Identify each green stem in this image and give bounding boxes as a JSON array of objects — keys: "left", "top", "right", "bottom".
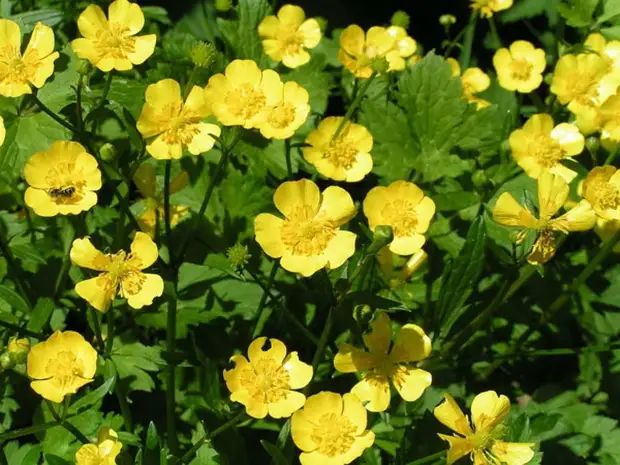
[
  {"left": 459, "top": 11, "right": 477, "bottom": 69},
  {"left": 184, "top": 66, "right": 200, "bottom": 99},
  {"left": 90, "top": 306, "right": 105, "bottom": 351},
  {"left": 0, "top": 420, "right": 60, "bottom": 442},
  {"left": 166, "top": 278, "right": 179, "bottom": 454},
  {"left": 31, "top": 95, "right": 80, "bottom": 134},
  {"left": 104, "top": 309, "right": 115, "bottom": 357},
  {"left": 605, "top": 146, "right": 619, "bottom": 165},
  {"left": 164, "top": 160, "right": 174, "bottom": 263},
  {"left": 284, "top": 138, "right": 293, "bottom": 180},
  {"left": 75, "top": 74, "right": 84, "bottom": 133},
  {"left": 488, "top": 17, "right": 503, "bottom": 47},
  {"left": 180, "top": 412, "right": 247, "bottom": 464},
  {"left": 0, "top": 319, "right": 42, "bottom": 340},
  {"left": 97, "top": 72, "right": 114, "bottom": 109},
  {"left": 47, "top": 400, "right": 90, "bottom": 444},
  {"left": 443, "top": 26, "right": 468, "bottom": 58},
  {"left": 53, "top": 221, "right": 76, "bottom": 300},
  {"left": 109, "top": 359, "right": 133, "bottom": 432},
  {"left": 0, "top": 228, "right": 33, "bottom": 310},
  {"left": 333, "top": 72, "right": 377, "bottom": 139},
  {"left": 304, "top": 307, "right": 334, "bottom": 395},
  {"left": 251, "top": 261, "right": 280, "bottom": 339},
  {"left": 406, "top": 450, "right": 445, "bottom": 465}
]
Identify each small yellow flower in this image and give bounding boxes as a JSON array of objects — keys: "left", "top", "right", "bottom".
[
  {"left": 27, "top": 331, "right": 97, "bottom": 403},
  {"left": 585, "top": 33, "right": 620, "bottom": 82},
  {"left": 259, "top": 81, "right": 310, "bottom": 139},
  {"left": 447, "top": 58, "right": 491, "bottom": 109},
  {"left": 137, "top": 79, "right": 220, "bottom": 159},
  {"left": 75, "top": 427, "right": 122, "bottom": 465},
  {"left": 291, "top": 391, "right": 375, "bottom": 465},
  {"left": 509, "top": 113, "right": 584, "bottom": 182},
  {"left": 0, "top": 20, "right": 59, "bottom": 97},
  {"left": 582, "top": 166, "right": 620, "bottom": 220},
  {"left": 71, "top": 0, "right": 156, "bottom": 72},
  {"left": 493, "top": 40, "right": 546, "bottom": 93},
  {"left": 334, "top": 312, "right": 432, "bottom": 412},
  {"left": 470, "top": 0, "right": 513, "bottom": 17},
  {"left": 492, "top": 171, "right": 596, "bottom": 265},
  {"left": 302, "top": 117, "right": 373, "bottom": 182},
  {"left": 434, "top": 391, "right": 535, "bottom": 465},
  {"left": 24, "top": 141, "right": 102, "bottom": 217},
  {"left": 224, "top": 337, "right": 312, "bottom": 419},
  {"left": 386, "top": 25, "right": 417, "bottom": 64},
  {"left": 594, "top": 218, "right": 620, "bottom": 253},
  {"left": 363, "top": 180, "right": 436, "bottom": 256},
  {"left": 254, "top": 179, "right": 357, "bottom": 277},
  {"left": 70, "top": 232, "right": 164, "bottom": 312},
  {"left": 132, "top": 163, "right": 189, "bottom": 238},
  {"left": 258, "top": 4, "right": 322, "bottom": 68},
  {"left": 0, "top": 116, "right": 5, "bottom": 146}
]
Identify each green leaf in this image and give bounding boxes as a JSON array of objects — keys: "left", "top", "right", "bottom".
[
  {"left": 557, "top": 0, "right": 600, "bottom": 27},
  {"left": 110, "top": 336, "right": 164, "bottom": 393},
  {"left": 601, "top": 25, "right": 620, "bottom": 39},
  {"left": 0, "top": 284, "right": 29, "bottom": 312},
  {"left": 260, "top": 440, "right": 288, "bottom": 465},
  {"left": 27, "top": 297, "right": 54, "bottom": 332},
  {"left": 10, "top": 8, "right": 62, "bottom": 30},
  {"left": 142, "top": 6, "right": 171, "bottom": 24},
  {"left": 37, "top": 45, "right": 79, "bottom": 113},
  {"left": 189, "top": 423, "right": 221, "bottom": 465},
  {"left": 68, "top": 374, "right": 116, "bottom": 414},
  {"left": 433, "top": 191, "right": 481, "bottom": 211},
  {"left": 283, "top": 56, "right": 334, "bottom": 115},
  {"left": 500, "top": 0, "right": 560, "bottom": 23},
  {"left": 146, "top": 422, "right": 159, "bottom": 450},
  {"left": 107, "top": 78, "right": 148, "bottom": 119},
  {"left": 598, "top": 0, "right": 620, "bottom": 23}
]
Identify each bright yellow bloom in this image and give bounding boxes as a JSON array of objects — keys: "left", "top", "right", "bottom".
[
  {"left": 509, "top": 113, "right": 584, "bottom": 182},
  {"left": 470, "top": 0, "right": 513, "bottom": 17},
  {"left": 493, "top": 41, "right": 545, "bottom": 93},
  {"left": 594, "top": 218, "right": 620, "bottom": 253},
  {"left": 254, "top": 179, "right": 357, "bottom": 277},
  {"left": 71, "top": 0, "right": 156, "bottom": 72},
  {"left": 258, "top": 4, "right": 321, "bottom": 68},
  {"left": 75, "top": 427, "right": 122, "bottom": 465},
  {"left": 447, "top": 58, "right": 491, "bottom": 109},
  {"left": 133, "top": 163, "right": 189, "bottom": 238},
  {"left": 302, "top": 117, "right": 373, "bottom": 182},
  {"left": 0, "top": 20, "right": 59, "bottom": 97},
  {"left": 363, "top": 180, "right": 436, "bottom": 256},
  {"left": 492, "top": 172, "right": 596, "bottom": 265},
  {"left": 291, "top": 391, "right": 375, "bottom": 465},
  {"left": 137, "top": 79, "right": 220, "bottom": 159},
  {"left": 24, "top": 141, "right": 102, "bottom": 217},
  {"left": 434, "top": 391, "right": 535, "bottom": 465},
  {"left": 70, "top": 232, "right": 164, "bottom": 312},
  {"left": 224, "top": 337, "right": 312, "bottom": 419},
  {"left": 585, "top": 33, "right": 620, "bottom": 86},
  {"left": 27, "top": 331, "right": 97, "bottom": 403},
  {"left": 259, "top": 81, "right": 310, "bottom": 139},
  {"left": 582, "top": 166, "right": 620, "bottom": 220},
  {"left": 0, "top": 116, "right": 5, "bottom": 146},
  {"left": 334, "top": 312, "right": 432, "bottom": 412}
]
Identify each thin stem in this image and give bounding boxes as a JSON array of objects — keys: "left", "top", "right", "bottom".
[
  {"left": 97, "top": 72, "right": 114, "bottom": 109},
  {"left": 184, "top": 66, "right": 200, "bottom": 99},
  {"left": 47, "top": 400, "right": 90, "bottom": 444},
  {"left": 251, "top": 261, "right": 280, "bottom": 339},
  {"left": 31, "top": 95, "right": 80, "bottom": 134},
  {"left": 333, "top": 72, "right": 377, "bottom": 139},
  {"left": 75, "top": 74, "right": 84, "bottom": 133},
  {"left": 0, "top": 420, "right": 60, "bottom": 442},
  {"left": 284, "top": 138, "right": 293, "bottom": 180},
  {"left": 164, "top": 160, "right": 174, "bottom": 263},
  {"left": 0, "top": 228, "right": 33, "bottom": 310},
  {"left": 0, "top": 319, "right": 42, "bottom": 340},
  {"left": 443, "top": 26, "right": 468, "bottom": 58},
  {"left": 90, "top": 306, "right": 105, "bottom": 351},
  {"left": 180, "top": 412, "right": 247, "bottom": 464},
  {"left": 166, "top": 278, "right": 179, "bottom": 454},
  {"left": 406, "top": 450, "right": 445, "bottom": 465},
  {"left": 53, "top": 222, "right": 76, "bottom": 300},
  {"left": 304, "top": 307, "right": 334, "bottom": 395},
  {"left": 104, "top": 309, "right": 115, "bottom": 357},
  {"left": 605, "top": 146, "right": 619, "bottom": 165},
  {"left": 459, "top": 11, "right": 477, "bottom": 69},
  {"left": 109, "top": 359, "right": 133, "bottom": 432},
  {"left": 488, "top": 17, "right": 503, "bottom": 47}
]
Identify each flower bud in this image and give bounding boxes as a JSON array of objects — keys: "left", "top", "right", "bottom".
[
  {"left": 215, "top": 0, "right": 233, "bottom": 12},
  {"left": 371, "top": 56, "right": 390, "bottom": 74},
  {"left": 391, "top": 10, "right": 410, "bottom": 29},
  {"left": 99, "top": 143, "right": 117, "bottom": 162},
  {"left": 7, "top": 337, "right": 30, "bottom": 364},
  {"left": 0, "top": 352, "right": 13, "bottom": 371},
  {"left": 399, "top": 249, "right": 428, "bottom": 280},
  {"left": 367, "top": 225, "right": 394, "bottom": 254},
  {"left": 227, "top": 243, "right": 251, "bottom": 270},
  {"left": 586, "top": 136, "right": 600, "bottom": 155},
  {"left": 76, "top": 59, "right": 92, "bottom": 76},
  {"left": 190, "top": 41, "right": 218, "bottom": 69},
  {"left": 439, "top": 14, "right": 457, "bottom": 27},
  {"left": 472, "top": 169, "right": 490, "bottom": 189}
]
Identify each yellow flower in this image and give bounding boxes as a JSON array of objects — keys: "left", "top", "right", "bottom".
[
  {"left": 363, "top": 180, "right": 436, "bottom": 256},
  {"left": 493, "top": 41, "right": 546, "bottom": 93},
  {"left": 224, "top": 337, "right": 312, "bottom": 419},
  {"left": 132, "top": 163, "right": 189, "bottom": 238},
  {"left": 137, "top": 79, "right": 220, "bottom": 159},
  {"left": 0, "top": 20, "right": 59, "bottom": 97},
  {"left": 258, "top": 4, "right": 322, "bottom": 68},
  {"left": 582, "top": 166, "right": 620, "bottom": 220},
  {"left": 508, "top": 113, "right": 584, "bottom": 182},
  {"left": 204, "top": 59, "right": 283, "bottom": 128},
  {"left": 434, "top": 391, "right": 535, "bottom": 465},
  {"left": 470, "top": 0, "right": 513, "bottom": 17},
  {"left": 334, "top": 312, "right": 432, "bottom": 412},
  {"left": 70, "top": 232, "right": 164, "bottom": 312},
  {"left": 0, "top": 116, "right": 5, "bottom": 146},
  {"left": 24, "top": 141, "right": 102, "bottom": 217},
  {"left": 447, "top": 58, "right": 491, "bottom": 109},
  {"left": 71, "top": 0, "right": 156, "bottom": 72},
  {"left": 492, "top": 171, "right": 596, "bottom": 265},
  {"left": 386, "top": 25, "right": 417, "bottom": 64},
  {"left": 594, "top": 218, "right": 620, "bottom": 253},
  {"left": 254, "top": 179, "right": 357, "bottom": 277},
  {"left": 291, "top": 391, "right": 375, "bottom": 465},
  {"left": 302, "top": 117, "right": 373, "bottom": 182},
  {"left": 75, "top": 427, "right": 122, "bottom": 465},
  {"left": 585, "top": 33, "right": 620, "bottom": 84},
  {"left": 27, "top": 331, "right": 97, "bottom": 403},
  {"left": 597, "top": 93, "right": 620, "bottom": 149},
  {"left": 259, "top": 81, "right": 310, "bottom": 139}
]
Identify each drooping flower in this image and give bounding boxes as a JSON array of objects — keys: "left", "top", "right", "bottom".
[
  {"left": 258, "top": 4, "right": 322, "bottom": 68},
  {"left": 255, "top": 179, "right": 357, "bottom": 277},
  {"left": 447, "top": 58, "right": 491, "bottom": 109},
  {"left": 0, "top": 116, "right": 5, "bottom": 146},
  {"left": 334, "top": 312, "right": 432, "bottom": 412},
  {"left": 434, "top": 391, "right": 536, "bottom": 465},
  {"left": 259, "top": 81, "right": 310, "bottom": 139},
  {"left": 70, "top": 232, "right": 164, "bottom": 312},
  {"left": 291, "top": 391, "right": 375, "bottom": 465},
  {"left": 492, "top": 171, "right": 596, "bottom": 265},
  {"left": 302, "top": 117, "right": 373, "bottom": 182},
  {"left": 363, "top": 181, "right": 436, "bottom": 256},
  {"left": 75, "top": 427, "right": 122, "bottom": 465},
  {"left": 493, "top": 40, "right": 546, "bottom": 93},
  {"left": 508, "top": 113, "right": 584, "bottom": 182},
  {"left": 582, "top": 166, "right": 620, "bottom": 220},
  {"left": 470, "top": 0, "right": 513, "bottom": 17},
  {"left": 223, "top": 337, "right": 312, "bottom": 419},
  {"left": 0, "top": 20, "right": 59, "bottom": 97},
  {"left": 27, "top": 331, "right": 97, "bottom": 403},
  {"left": 24, "top": 141, "right": 102, "bottom": 217},
  {"left": 71, "top": 0, "right": 156, "bottom": 72}
]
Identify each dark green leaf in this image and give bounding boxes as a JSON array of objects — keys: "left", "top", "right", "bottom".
[
  {"left": 26, "top": 297, "right": 54, "bottom": 332},
  {"left": 260, "top": 440, "right": 288, "bottom": 465}
]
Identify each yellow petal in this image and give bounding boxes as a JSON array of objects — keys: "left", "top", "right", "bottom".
[
  {"left": 127, "top": 34, "right": 156, "bottom": 65},
  {"left": 433, "top": 393, "right": 473, "bottom": 437},
  {"left": 350, "top": 375, "right": 391, "bottom": 412},
  {"left": 247, "top": 337, "right": 287, "bottom": 365},
  {"left": 363, "top": 312, "right": 392, "bottom": 355},
  {"left": 0, "top": 19, "right": 21, "bottom": 51},
  {"left": 492, "top": 192, "right": 538, "bottom": 229},
  {"left": 25, "top": 22, "right": 56, "bottom": 59},
  {"left": 24, "top": 188, "right": 59, "bottom": 217},
  {"left": 268, "top": 391, "right": 306, "bottom": 418},
  {"left": 549, "top": 200, "right": 596, "bottom": 232},
  {"left": 274, "top": 179, "right": 320, "bottom": 218},
  {"left": 281, "top": 47, "right": 310, "bottom": 69},
  {"left": 283, "top": 351, "right": 313, "bottom": 389},
  {"left": 75, "top": 444, "right": 99, "bottom": 464},
  {"left": 77, "top": 5, "right": 108, "bottom": 39},
  {"left": 278, "top": 4, "right": 305, "bottom": 26},
  {"left": 537, "top": 171, "right": 569, "bottom": 222},
  {"left": 183, "top": 85, "right": 209, "bottom": 118},
  {"left": 133, "top": 163, "right": 157, "bottom": 198},
  {"left": 31, "top": 379, "right": 67, "bottom": 403},
  {"left": 585, "top": 33, "right": 607, "bottom": 53},
  {"left": 340, "top": 25, "right": 365, "bottom": 57},
  {"left": 297, "top": 391, "right": 343, "bottom": 424},
  {"left": 345, "top": 151, "right": 373, "bottom": 183},
  {"left": 124, "top": 273, "right": 163, "bottom": 309},
  {"left": 323, "top": 230, "right": 356, "bottom": 270},
  {"left": 254, "top": 213, "right": 285, "bottom": 258},
  {"left": 447, "top": 58, "right": 461, "bottom": 77},
  {"left": 108, "top": 0, "right": 144, "bottom": 35},
  {"left": 462, "top": 68, "right": 491, "bottom": 94},
  {"left": 280, "top": 253, "right": 327, "bottom": 277},
  {"left": 258, "top": 15, "right": 280, "bottom": 39},
  {"left": 389, "top": 324, "right": 432, "bottom": 363},
  {"left": 226, "top": 59, "right": 263, "bottom": 87},
  {"left": 550, "top": 123, "right": 584, "bottom": 156},
  {"left": 392, "top": 366, "right": 432, "bottom": 402},
  {"left": 317, "top": 186, "right": 357, "bottom": 226},
  {"left": 363, "top": 186, "right": 389, "bottom": 229},
  {"left": 76, "top": 275, "right": 116, "bottom": 312},
  {"left": 490, "top": 441, "right": 536, "bottom": 465},
  {"left": 147, "top": 135, "right": 183, "bottom": 160},
  {"left": 389, "top": 234, "right": 426, "bottom": 256},
  {"left": 300, "top": 19, "right": 322, "bottom": 48},
  {"left": 187, "top": 123, "right": 220, "bottom": 155},
  {"left": 0, "top": 116, "right": 5, "bottom": 147},
  {"left": 438, "top": 434, "right": 474, "bottom": 465},
  {"left": 291, "top": 409, "right": 319, "bottom": 452},
  {"left": 334, "top": 343, "right": 376, "bottom": 373},
  {"left": 70, "top": 237, "right": 111, "bottom": 271},
  {"left": 471, "top": 390, "right": 511, "bottom": 433},
  {"left": 342, "top": 392, "right": 368, "bottom": 433},
  {"left": 413, "top": 196, "right": 436, "bottom": 233},
  {"left": 340, "top": 430, "right": 375, "bottom": 464},
  {"left": 129, "top": 231, "right": 159, "bottom": 269}
]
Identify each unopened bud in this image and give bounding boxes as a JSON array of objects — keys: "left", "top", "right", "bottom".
[
  {"left": 439, "top": 14, "right": 457, "bottom": 27},
  {"left": 76, "top": 59, "right": 92, "bottom": 76},
  {"left": 391, "top": 10, "right": 410, "bottom": 29},
  {"left": 472, "top": 169, "right": 490, "bottom": 189},
  {"left": 190, "top": 41, "right": 218, "bottom": 69},
  {"left": 400, "top": 249, "right": 428, "bottom": 280},
  {"left": 368, "top": 225, "right": 394, "bottom": 254},
  {"left": 315, "top": 16, "right": 328, "bottom": 32},
  {"left": 215, "top": 0, "right": 233, "bottom": 12},
  {"left": 586, "top": 136, "right": 600, "bottom": 155},
  {"left": 371, "top": 56, "right": 390, "bottom": 74},
  {"left": 7, "top": 337, "right": 29, "bottom": 364},
  {"left": 99, "top": 143, "right": 117, "bottom": 162},
  {"left": 227, "top": 243, "right": 251, "bottom": 270},
  {"left": 0, "top": 352, "right": 13, "bottom": 371}
]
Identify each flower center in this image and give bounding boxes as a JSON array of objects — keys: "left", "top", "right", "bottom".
[
  {"left": 42, "top": 162, "right": 89, "bottom": 205},
  {"left": 267, "top": 102, "right": 296, "bottom": 129},
  {"left": 511, "top": 58, "right": 533, "bottom": 81},
  {"left": 569, "top": 73, "right": 602, "bottom": 105},
  {"left": 532, "top": 135, "right": 564, "bottom": 167},
  {"left": 381, "top": 200, "right": 418, "bottom": 237},
  {"left": 311, "top": 413, "right": 358, "bottom": 457},
  {"left": 46, "top": 350, "right": 85, "bottom": 389},
  {"left": 0, "top": 45, "right": 34, "bottom": 85},
  {"left": 95, "top": 27, "right": 136, "bottom": 59},
  {"left": 324, "top": 136, "right": 359, "bottom": 169},
  {"left": 280, "top": 28, "right": 305, "bottom": 55},
  {"left": 225, "top": 83, "right": 267, "bottom": 121},
  {"left": 595, "top": 183, "right": 620, "bottom": 211},
  {"left": 280, "top": 205, "right": 336, "bottom": 256},
  {"left": 104, "top": 251, "right": 146, "bottom": 297},
  {"left": 238, "top": 357, "right": 291, "bottom": 403}
]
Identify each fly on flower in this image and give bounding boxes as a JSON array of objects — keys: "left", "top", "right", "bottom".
[{"left": 75, "top": 427, "right": 122, "bottom": 465}]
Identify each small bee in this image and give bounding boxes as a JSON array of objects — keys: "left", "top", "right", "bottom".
[{"left": 48, "top": 186, "right": 76, "bottom": 198}]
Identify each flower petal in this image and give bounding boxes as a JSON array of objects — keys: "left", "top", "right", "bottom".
[
  {"left": 390, "top": 324, "right": 432, "bottom": 363},
  {"left": 25, "top": 22, "right": 55, "bottom": 59},
  {"left": 77, "top": 5, "right": 108, "bottom": 39},
  {"left": 223, "top": 354, "right": 250, "bottom": 394},
  {"left": 70, "top": 237, "right": 111, "bottom": 271},
  {"left": 127, "top": 34, "right": 156, "bottom": 65},
  {"left": 492, "top": 192, "right": 538, "bottom": 228},
  {"left": 291, "top": 409, "right": 318, "bottom": 452},
  {"left": 342, "top": 392, "right": 368, "bottom": 432},
  {"left": 24, "top": 188, "right": 59, "bottom": 217},
  {"left": 334, "top": 343, "right": 376, "bottom": 373},
  {"left": 438, "top": 434, "right": 474, "bottom": 465},
  {"left": 280, "top": 254, "right": 327, "bottom": 277},
  {"left": 490, "top": 441, "right": 536, "bottom": 465},
  {"left": 268, "top": 391, "right": 306, "bottom": 418},
  {"left": 300, "top": 19, "right": 321, "bottom": 48},
  {"left": 254, "top": 213, "right": 285, "bottom": 258},
  {"left": 108, "top": 0, "right": 144, "bottom": 36},
  {"left": 124, "top": 273, "right": 164, "bottom": 309},
  {"left": 350, "top": 375, "right": 391, "bottom": 412},
  {"left": 392, "top": 366, "right": 432, "bottom": 402},
  {"left": 537, "top": 171, "right": 569, "bottom": 222},
  {"left": 187, "top": 123, "right": 220, "bottom": 155},
  {"left": 549, "top": 200, "right": 596, "bottom": 232},
  {"left": 129, "top": 231, "right": 159, "bottom": 269},
  {"left": 471, "top": 390, "right": 511, "bottom": 433},
  {"left": 389, "top": 234, "right": 426, "bottom": 256},
  {"left": 433, "top": 393, "right": 473, "bottom": 437},
  {"left": 340, "top": 430, "right": 375, "bottom": 464},
  {"left": 258, "top": 15, "right": 280, "bottom": 39},
  {"left": 363, "top": 312, "right": 391, "bottom": 355},
  {"left": 247, "top": 337, "right": 287, "bottom": 365},
  {"left": 283, "top": 352, "right": 313, "bottom": 390},
  {"left": 298, "top": 391, "right": 343, "bottom": 424},
  {"left": 550, "top": 123, "right": 585, "bottom": 156},
  {"left": 278, "top": 4, "right": 305, "bottom": 26},
  {"left": 274, "top": 179, "right": 321, "bottom": 218},
  {"left": 317, "top": 186, "right": 357, "bottom": 226},
  {"left": 340, "top": 25, "right": 365, "bottom": 57},
  {"left": 323, "top": 230, "right": 356, "bottom": 270},
  {"left": 76, "top": 275, "right": 116, "bottom": 312}
]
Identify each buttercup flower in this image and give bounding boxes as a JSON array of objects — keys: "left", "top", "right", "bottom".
[
  {"left": 0, "top": 116, "right": 5, "bottom": 146},
  {"left": 492, "top": 172, "right": 596, "bottom": 265},
  {"left": 132, "top": 163, "right": 189, "bottom": 238},
  {"left": 224, "top": 337, "right": 312, "bottom": 419},
  {"left": 70, "top": 232, "right": 164, "bottom": 312},
  {"left": 448, "top": 58, "right": 490, "bottom": 109},
  {"left": 509, "top": 113, "right": 584, "bottom": 182},
  {"left": 0, "top": 20, "right": 59, "bottom": 97},
  {"left": 259, "top": 81, "right": 310, "bottom": 139},
  {"left": 27, "top": 331, "right": 97, "bottom": 403},
  {"left": 254, "top": 179, "right": 357, "bottom": 277},
  {"left": 71, "top": 0, "right": 156, "bottom": 72},
  {"left": 363, "top": 181, "right": 436, "bottom": 256},
  {"left": 302, "top": 117, "right": 373, "bottom": 182},
  {"left": 334, "top": 312, "right": 432, "bottom": 412},
  {"left": 585, "top": 33, "right": 620, "bottom": 82},
  {"left": 258, "top": 4, "right": 321, "bottom": 68},
  {"left": 291, "top": 391, "right": 375, "bottom": 465},
  {"left": 386, "top": 26, "right": 417, "bottom": 67},
  {"left": 137, "top": 79, "right": 220, "bottom": 159},
  {"left": 493, "top": 41, "right": 545, "bottom": 93},
  {"left": 594, "top": 218, "right": 620, "bottom": 253},
  {"left": 24, "top": 141, "right": 102, "bottom": 217},
  {"left": 434, "top": 391, "right": 535, "bottom": 465},
  {"left": 470, "top": 0, "right": 513, "bottom": 17},
  {"left": 75, "top": 427, "right": 122, "bottom": 465},
  {"left": 582, "top": 166, "right": 620, "bottom": 220}
]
